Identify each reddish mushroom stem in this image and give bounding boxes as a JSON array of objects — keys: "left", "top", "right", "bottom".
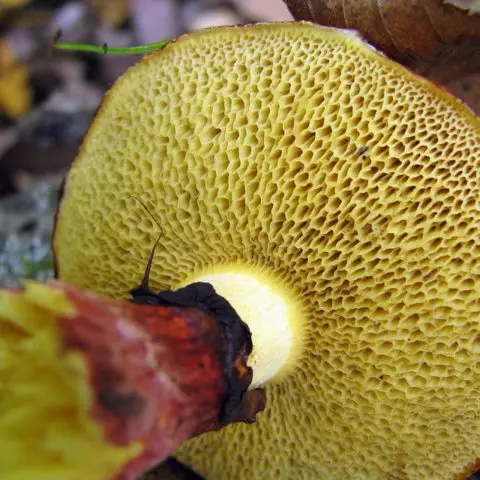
[{"left": 3, "top": 281, "right": 265, "bottom": 480}]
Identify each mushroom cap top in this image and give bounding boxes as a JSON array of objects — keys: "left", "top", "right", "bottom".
[{"left": 53, "top": 22, "right": 480, "bottom": 480}]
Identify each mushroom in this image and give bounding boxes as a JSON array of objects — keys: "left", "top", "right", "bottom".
[{"left": 53, "top": 22, "right": 480, "bottom": 480}]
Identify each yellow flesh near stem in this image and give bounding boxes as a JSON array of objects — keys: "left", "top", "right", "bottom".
[
  {"left": 0, "top": 282, "right": 140, "bottom": 480},
  {"left": 185, "top": 268, "right": 304, "bottom": 389},
  {"left": 53, "top": 22, "right": 480, "bottom": 480}
]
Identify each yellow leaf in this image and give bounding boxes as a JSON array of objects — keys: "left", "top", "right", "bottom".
[
  {"left": 0, "top": 0, "right": 32, "bottom": 15},
  {"left": 0, "top": 38, "right": 31, "bottom": 118}
]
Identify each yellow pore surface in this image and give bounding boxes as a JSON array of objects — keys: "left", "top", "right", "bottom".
[
  {"left": 54, "top": 22, "right": 480, "bottom": 480},
  {"left": 0, "top": 282, "right": 140, "bottom": 480}
]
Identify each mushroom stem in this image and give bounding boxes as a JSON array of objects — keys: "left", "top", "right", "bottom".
[
  {"left": 0, "top": 281, "right": 265, "bottom": 480},
  {"left": 186, "top": 269, "right": 305, "bottom": 389}
]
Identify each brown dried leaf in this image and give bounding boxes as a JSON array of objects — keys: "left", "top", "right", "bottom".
[
  {"left": 446, "top": 73, "right": 480, "bottom": 114},
  {"left": 284, "top": 0, "right": 480, "bottom": 82}
]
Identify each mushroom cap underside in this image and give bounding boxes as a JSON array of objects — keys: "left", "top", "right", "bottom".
[{"left": 53, "top": 22, "right": 480, "bottom": 480}]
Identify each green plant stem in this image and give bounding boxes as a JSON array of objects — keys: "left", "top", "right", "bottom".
[{"left": 54, "top": 38, "right": 171, "bottom": 55}]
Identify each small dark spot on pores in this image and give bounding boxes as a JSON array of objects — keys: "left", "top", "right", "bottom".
[{"left": 357, "top": 146, "right": 369, "bottom": 156}]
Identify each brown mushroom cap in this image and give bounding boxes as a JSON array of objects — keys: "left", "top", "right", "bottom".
[{"left": 53, "top": 22, "right": 480, "bottom": 480}]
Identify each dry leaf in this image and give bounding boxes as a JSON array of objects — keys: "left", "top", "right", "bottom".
[
  {"left": 0, "top": 38, "right": 31, "bottom": 118},
  {"left": 446, "top": 72, "right": 480, "bottom": 114},
  {"left": 284, "top": 0, "right": 480, "bottom": 82}
]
